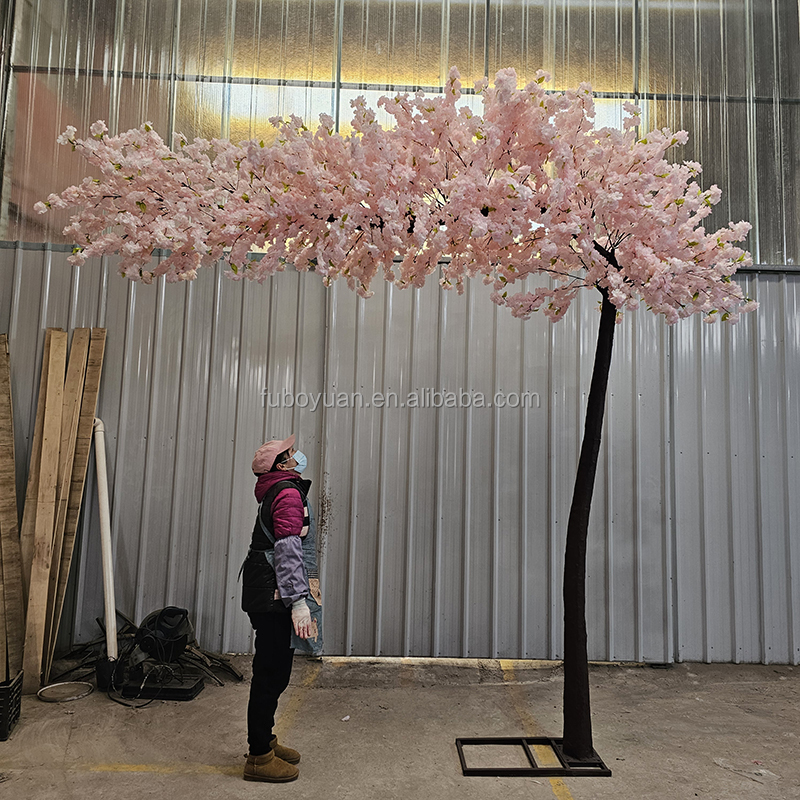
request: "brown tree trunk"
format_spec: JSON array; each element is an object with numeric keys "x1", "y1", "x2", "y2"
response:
[{"x1": 561, "y1": 284, "x2": 617, "y2": 760}]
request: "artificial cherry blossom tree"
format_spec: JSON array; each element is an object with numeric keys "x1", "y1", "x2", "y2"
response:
[{"x1": 37, "y1": 68, "x2": 755, "y2": 761}]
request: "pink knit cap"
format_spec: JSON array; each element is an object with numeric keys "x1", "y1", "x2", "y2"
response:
[{"x1": 252, "y1": 434, "x2": 295, "y2": 474}]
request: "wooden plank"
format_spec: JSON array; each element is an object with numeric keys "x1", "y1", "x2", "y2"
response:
[
  {"x1": 0, "y1": 539, "x2": 5, "y2": 681},
  {"x1": 0, "y1": 336, "x2": 8, "y2": 682},
  {"x1": 42, "y1": 329, "x2": 90, "y2": 680},
  {"x1": 0, "y1": 334, "x2": 24, "y2": 678},
  {"x1": 22, "y1": 330, "x2": 67, "y2": 694},
  {"x1": 19, "y1": 329, "x2": 60, "y2": 601},
  {"x1": 0, "y1": 529, "x2": 5, "y2": 682},
  {"x1": 48, "y1": 328, "x2": 107, "y2": 676}
]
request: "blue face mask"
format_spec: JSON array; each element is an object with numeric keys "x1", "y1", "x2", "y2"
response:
[{"x1": 292, "y1": 450, "x2": 308, "y2": 474}]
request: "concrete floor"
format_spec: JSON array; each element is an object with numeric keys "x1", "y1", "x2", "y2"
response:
[{"x1": 1, "y1": 656, "x2": 798, "y2": 800}]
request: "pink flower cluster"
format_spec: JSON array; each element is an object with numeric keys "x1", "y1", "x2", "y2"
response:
[{"x1": 36, "y1": 67, "x2": 755, "y2": 322}]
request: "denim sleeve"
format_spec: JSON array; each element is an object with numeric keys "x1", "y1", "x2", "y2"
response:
[{"x1": 273, "y1": 534, "x2": 309, "y2": 605}]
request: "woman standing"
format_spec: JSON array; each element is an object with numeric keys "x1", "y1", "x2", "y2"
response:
[{"x1": 240, "y1": 434, "x2": 319, "y2": 783}]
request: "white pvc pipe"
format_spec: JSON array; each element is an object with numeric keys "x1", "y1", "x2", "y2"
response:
[{"x1": 93, "y1": 418, "x2": 118, "y2": 660}]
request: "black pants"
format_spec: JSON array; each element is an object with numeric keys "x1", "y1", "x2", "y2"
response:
[{"x1": 247, "y1": 610, "x2": 294, "y2": 756}]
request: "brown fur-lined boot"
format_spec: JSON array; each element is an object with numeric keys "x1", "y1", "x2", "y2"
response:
[
  {"x1": 243, "y1": 750, "x2": 299, "y2": 782},
  {"x1": 269, "y1": 736, "x2": 301, "y2": 764}
]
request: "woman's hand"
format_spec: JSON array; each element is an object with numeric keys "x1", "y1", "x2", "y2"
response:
[{"x1": 291, "y1": 598, "x2": 312, "y2": 638}]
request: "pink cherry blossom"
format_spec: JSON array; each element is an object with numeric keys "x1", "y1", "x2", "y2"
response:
[
  {"x1": 89, "y1": 120, "x2": 108, "y2": 138},
  {"x1": 37, "y1": 67, "x2": 755, "y2": 322}
]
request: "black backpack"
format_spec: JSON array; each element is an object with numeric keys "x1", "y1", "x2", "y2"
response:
[{"x1": 134, "y1": 606, "x2": 193, "y2": 663}]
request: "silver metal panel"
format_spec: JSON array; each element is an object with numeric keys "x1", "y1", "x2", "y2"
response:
[
  {"x1": 755, "y1": 276, "x2": 794, "y2": 664},
  {"x1": 727, "y1": 277, "x2": 763, "y2": 663},
  {"x1": 785, "y1": 279, "x2": 800, "y2": 664},
  {"x1": 111, "y1": 279, "x2": 159, "y2": 623},
  {"x1": 165, "y1": 275, "x2": 215, "y2": 628},
  {"x1": 4, "y1": 1, "x2": 799, "y2": 268},
  {"x1": 520, "y1": 294, "x2": 554, "y2": 659},
  {"x1": 2, "y1": 245, "x2": 800, "y2": 664},
  {"x1": 1, "y1": 0, "x2": 798, "y2": 663},
  {"x1": 223, "y1": 278, "x2": 275, "y2": 655},
  {"x1": 194, "y1": 270, "x2": 244, "y2": 652}
]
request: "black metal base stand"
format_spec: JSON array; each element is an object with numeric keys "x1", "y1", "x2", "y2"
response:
[{"x1": 455, "y1": 736, "x2": 612, "y2": 778}]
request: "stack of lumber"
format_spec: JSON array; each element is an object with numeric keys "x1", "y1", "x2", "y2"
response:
[
  {"x1": 0, "y1": 335, "x2": 24, "y2": 685},
  {"x1": 19, "y1": 327, "x2": 106, "y2": 693}
]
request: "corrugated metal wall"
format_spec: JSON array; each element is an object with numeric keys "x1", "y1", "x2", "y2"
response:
[
  {"x1": 1, "y1": 1, "x2": 798, "y2": 661},
  {"x1": 1, "y1": 244, "x2": 797, "y2": 663},
  {"x1": 4, "y1": 1, "x2": 800, "y2": 266}
]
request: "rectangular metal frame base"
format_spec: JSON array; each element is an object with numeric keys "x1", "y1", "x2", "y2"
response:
[{"x1": 456, "y1": 736, "x2": 612, "y2": 778}]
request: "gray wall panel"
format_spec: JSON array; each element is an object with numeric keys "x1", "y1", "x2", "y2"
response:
[
  {"x1": 2, "y1": 244, "x2": 799, "y2": 664},
  {"x1": 755, "y1": 276, "x2": 794, "y2": 663},
  {"x1": 165, "y1": 277, "x2": 215, "y2": 614},
  {"x1": 3, "y1": 0, "x2": 797, "y2": 664},
  {"x1": 137, "y1": 279, "x2": 186, "y2": 616},
  {"x1": 519, "y1": 304, "x2": 551, "y2": 659},
  {"x1": 786, "y1": 281, "x2": 800, "y2": 664},
  {"x1": 194, "y1": 271, "x2": 244, "y2": 651},
  {"x1": 0, "y1": 248, "x2": 14, "y2": 333},
  {"x1": 726, "y1": 293, "x2": 762, "y2": 663}
]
